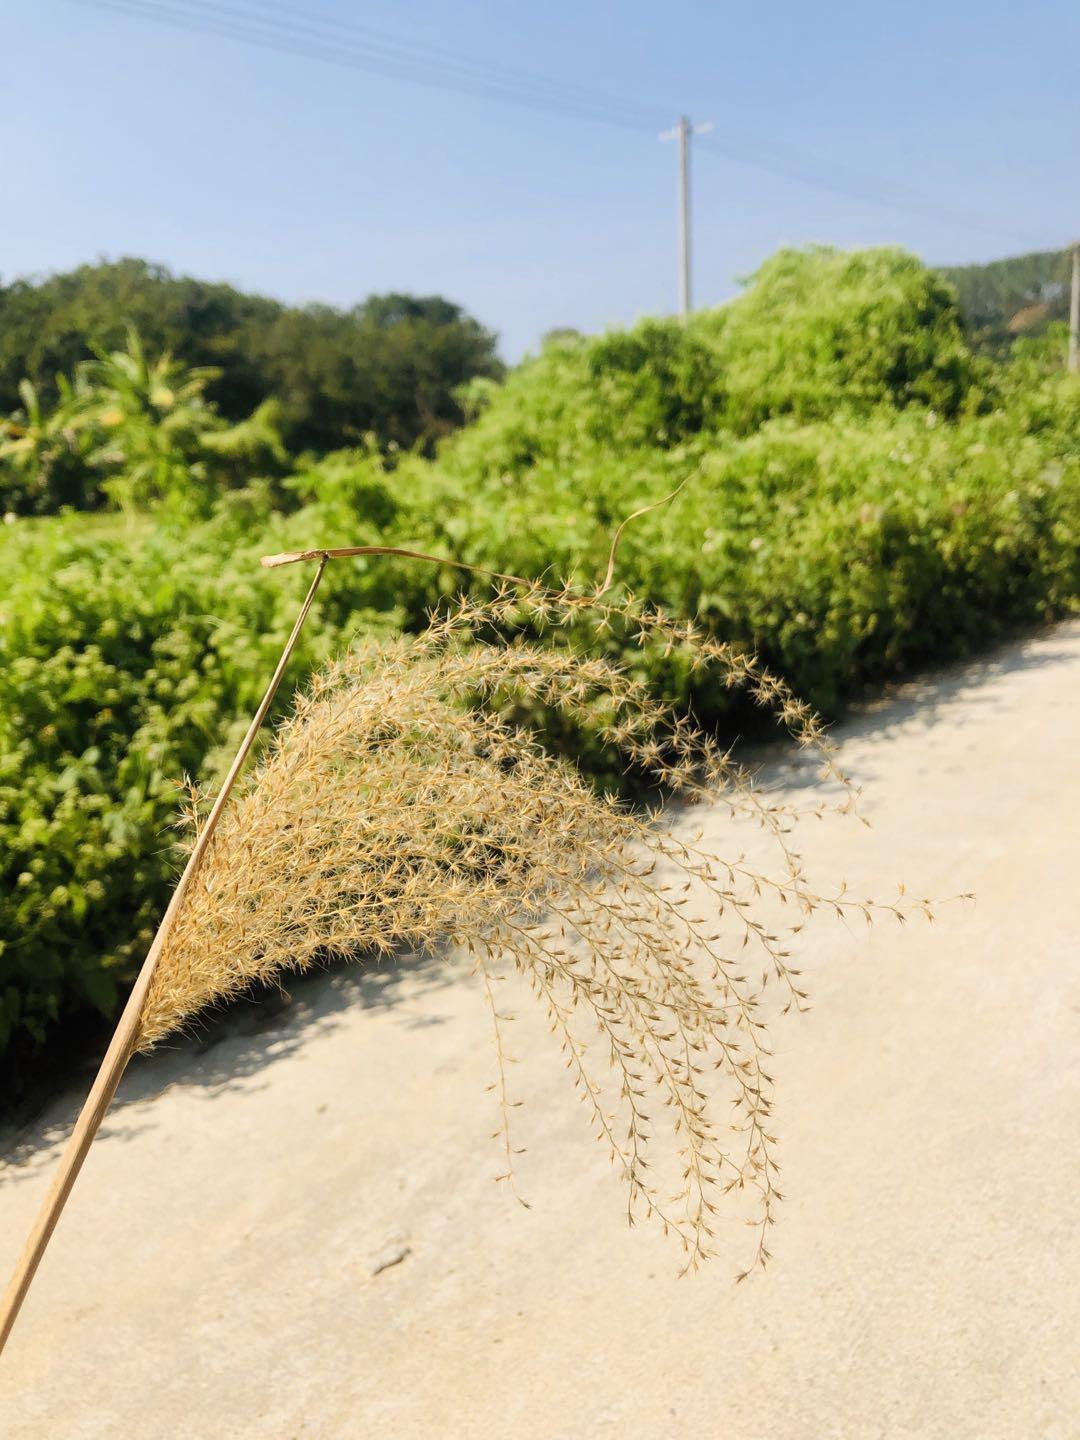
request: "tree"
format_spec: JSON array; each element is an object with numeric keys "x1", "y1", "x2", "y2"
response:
[
  {"x1": 0, "y1": 260, "x2": 503, "y2": 455},
  {"x1": 76, "y1": 330, "x2": 226, "y2": 511},
  {"x1": 1, "y1": 330, "x2": 289, "y2": 514},
  {"x1": 938, "y1": 249, "x2": 1072, "y2": 353},
  {"x1": 0, "y1": 378, "x2": 89, "y2": 514}
]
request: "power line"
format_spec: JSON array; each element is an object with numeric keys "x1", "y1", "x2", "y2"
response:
[
  {"x1": 74, "y1": 0, "x2": 664, "y2": 133},
  {"x1": 248, "y1": 0, "x2": 663, "y2": 127},
  {"x1": 72, "y1": 0, "x2": 1041, "y2": 246},
  {"x1": 695, "y1": 134, "x2": 1038, "y2": 246}
]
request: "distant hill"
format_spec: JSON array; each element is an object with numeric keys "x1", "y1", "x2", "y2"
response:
[{"x1": 938, "y1": 248, "x2": 1073, "y2": 353}]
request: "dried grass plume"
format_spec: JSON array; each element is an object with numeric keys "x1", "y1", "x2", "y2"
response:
[{"x1": 141, "y1": 584, "x2": 935, "y2": 1276}]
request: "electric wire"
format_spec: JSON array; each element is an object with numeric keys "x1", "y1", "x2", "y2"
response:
[
  {"x1": 75, "y1": 0, "x2": 664, "y2": 133},
  {"x1": 72, "y1": 0, "x2": 1041, "y2": 244},
  {"x1": 695, "y1": 135, "x2": 1038, "y2": 246}
]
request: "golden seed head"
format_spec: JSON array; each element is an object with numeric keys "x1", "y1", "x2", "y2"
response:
[{"x1": 140, "y1": 586, "x2": 926, "y2": 1274}]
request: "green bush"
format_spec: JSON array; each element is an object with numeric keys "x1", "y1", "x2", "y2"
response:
[
  {"x1": 448, "y1": 319, "x2": 724, "y2": 488},
  {"x1": 702, "y1": 245, "x2": 983, "y2": 429},
  {"x1": 0, "y1": 513, "x2": 391, "y2": 1071},
  {"x1": 2, "y1": 244, "x2": 1079, "y2": 1091},
  {"x1": 0, "y1": 332, "x2": 290, "y2": 517},
  {"x1": 411, "y1": 406, "x2": 1079, "y2": 718}
]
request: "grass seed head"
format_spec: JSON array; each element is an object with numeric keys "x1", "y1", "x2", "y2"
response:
[{"x1": 139, "y1": 584, "x2": 927, "y2": 1274}]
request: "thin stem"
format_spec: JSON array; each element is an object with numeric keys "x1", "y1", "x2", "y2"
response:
[
  {"x1": 258, "y1": 473, "x2": 691, "y2": 598},
  {"x1": 0, "y1": 557, "x2": 328, "y2": 1357}
]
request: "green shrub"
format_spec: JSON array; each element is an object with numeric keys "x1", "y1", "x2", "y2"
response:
[
  {"x1": 700, "y1": 245, "x2": 983, "y2": 429},
  {"x1": 409, "y1": 405, "x2": 1079, "y2": 718},
  {"x1": 0, "y1": 515, "x2": 359, "y2": 1070},
  {"x1": 0, "y1": 332, "x2": 290, "y2": 517},
  {"x1": 0, "y1": 474, "x2": 464, "y2": 1076},
  {"x1": 449, "y1": 319, "x2": 725, "y2": 486},
  {"x1": 3, "y1": 244, "x2": 1079, "y2": 1091}
]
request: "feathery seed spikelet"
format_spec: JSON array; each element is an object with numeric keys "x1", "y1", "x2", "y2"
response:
[{"x1": 140, "y1": 585, "x2": 932, "y2": 1274}]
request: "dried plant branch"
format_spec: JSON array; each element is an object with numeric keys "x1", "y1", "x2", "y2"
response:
[
  {"x1": 138, "y1": 582, "x2": 940, "y2": 1278},
  {"x1": 1, "y1": 521, "x2": 959, "y2": 1356},
  {"x1": 0, "y1": 558, "x2": 329, "y2": 1354}
]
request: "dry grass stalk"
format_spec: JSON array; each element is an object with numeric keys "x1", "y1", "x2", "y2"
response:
[
  {"x1": 0, "y1": 558, "x2": 330, "y2": 1353},
  {"x1": 141, "y1": 581, "x2": 935, "y2": 1277}
]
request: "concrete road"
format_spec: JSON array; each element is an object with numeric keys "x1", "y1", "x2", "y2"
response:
[{"x1": 2, "y1": 623, "x2": 1078, "y2": 1438}]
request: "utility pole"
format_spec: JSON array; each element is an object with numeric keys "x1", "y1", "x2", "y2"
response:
[
  {"x1": 660, "y1": 116, "x2": 712, "y2": 320},
  {"x1": 1069, "y1": 242, "x2": 1080, "y2": 373}
]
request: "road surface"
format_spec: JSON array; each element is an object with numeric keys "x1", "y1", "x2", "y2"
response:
[{"x1": 2, "y1": 623, "x2": 1078, "y2": 1438}]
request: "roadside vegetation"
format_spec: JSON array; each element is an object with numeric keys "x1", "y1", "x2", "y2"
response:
[{"x1": 2, "y1": 243, "x2": 1077, "y2": 1097}]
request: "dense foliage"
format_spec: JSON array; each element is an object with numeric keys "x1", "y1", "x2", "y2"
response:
[
  {"x1": 2, "y1": 243, "x2": 1078, "y2": 1098},
  {"x1": 0, "y1": 258, "x2": 503, "y2": 455},
  {"x1": 0, "y1": 506, "x2": 420, "y2": 1072},
  {"x1": 708, "y1": 246, "x2": 983, "y2": 426},
  {"x1": 0, "y1": 331, "x2": 286, "y2": 516}
]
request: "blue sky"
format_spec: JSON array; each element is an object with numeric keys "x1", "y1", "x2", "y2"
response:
[{"x1": 5, "y1": 0, "x2": 1077, "y2": 357}]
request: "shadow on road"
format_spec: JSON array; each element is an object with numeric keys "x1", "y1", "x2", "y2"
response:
[
  {"x1": 0, "y1": 946, "x2": 457, "y2": 1175},
  {"x1": 740, "y1": 621, "x2": 1077, "y2": 792},
  {"x1": 844, "y1": 627, "x2": 1075, "y2": 745}
]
